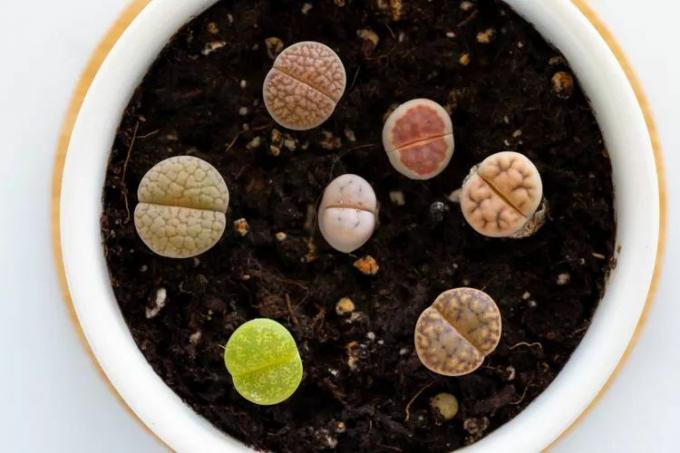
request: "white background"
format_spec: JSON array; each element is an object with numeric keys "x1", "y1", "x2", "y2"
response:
[{"x1": 0, "y1": 0, "x2": 677, "y2": 451}]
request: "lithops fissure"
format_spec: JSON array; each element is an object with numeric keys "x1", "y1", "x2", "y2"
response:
[
  {"x1": 318, "y1": 174, "x2": 378, "y2": 253},
  {"x1": 134, "y1": 156, "x2": 229, "y2": 258},
  {"x1": 383, "y1": 99, "x2": 455, "y2": 180},
  {"x1": 263, "y1": 41, "x2": 347, "y2": 130},
  {"x1": 461, "y1": 151, "x2": 545, "y2": 238},
  {"x1": 415, "y1": 288, "x2": 502, "y2": 377}
]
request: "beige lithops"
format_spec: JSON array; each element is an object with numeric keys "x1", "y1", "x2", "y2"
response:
[
  {"x1": 461, "y1": 151, "x2": 545, "y2": 238},
  {"x1": 415, "y1": 288, "x2": 501, "y2": 377},
  {"x1": 134, "y1": 156, "x2": 229, "y2": 258},
  {"x1": 263, "y1": 41, "x2": 346, "y2": 130},
  {"x1": 318, "y1": 174, "x2": 377, "y2": 253},
  {"x1": 382, "y1": 99, "x2": 455, "y2": 180}
]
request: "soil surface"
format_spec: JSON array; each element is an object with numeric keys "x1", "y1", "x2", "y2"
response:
[{"x1": 101, "y1": 0, "x2": 616, "y2": 451}]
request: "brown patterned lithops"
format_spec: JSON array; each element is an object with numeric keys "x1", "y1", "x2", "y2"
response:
[
  {"x1": 383, "y1": 99, "x2": 455, "y2": 180},
  {"x1": 318, "y1": 174, "x2": 377, "y2": 253},
  {"x1": 415, "y1": 288, "x2": 502, "y2": 377},
  {"x1": 461, "y1": 151, "x2": 545, "y2": 238},
  {"x1": 263, "y1": 41, "x2": 346, "y2": 130},
  {"x1": 134, "y1": 156, "x2": 229, "y2": 258}
]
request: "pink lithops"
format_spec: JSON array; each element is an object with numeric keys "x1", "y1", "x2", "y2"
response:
[
  {"x1": 318, "y1": 174, "x2": 378, "y2": 253},
  {"x1": 263, "y1": 41, "x2": 347, "y2": 130},
  {"x1": 382, "y1": 99, "x2": 455, "y2": 180},
  {"x1": 415, "y1": 288, "x2": 502, "y2": 377},
  {"x1": 461, "y1": 151, "x2": 545, "y2": 238}
]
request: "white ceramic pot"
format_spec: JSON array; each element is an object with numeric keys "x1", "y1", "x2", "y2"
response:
[{"x1": 59, "y1": 0, "x2": 660, "y2": 451}]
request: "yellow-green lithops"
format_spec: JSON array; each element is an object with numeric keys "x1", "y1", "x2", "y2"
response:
[
  {"x1": 224, "y1": 319, "x2": 303, "y2": 405},
  {"x1": 134, "y1": 156, "x2": 229, "y2": 258}
]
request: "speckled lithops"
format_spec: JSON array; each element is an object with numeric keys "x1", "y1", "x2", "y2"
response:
[
  {"x1": 318, "y1": 174, "x2": 377, "y2": 253},
  {"x1": 382, "y1": 99, "x2": 455, "y2": 180},
  {"x1": 263, "y1": 41, "x2": 346, "y2": 130},
  {"x1": 134, "y1": 156, "x2": 229, "y2": 258},
  {"x1": 415, "y1": 288, "x2": 501, "y2": 377},
  {"x1": 460, "y1": 151, "x2": 545, "y2": 238}
]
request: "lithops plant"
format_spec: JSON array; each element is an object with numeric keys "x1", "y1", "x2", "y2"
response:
[
  {"x1": 415, "y1": 288, "x2": 501, "y2": 377},
  {"x1": 382, "y1": 99, "x2": 455, "y2": 180},
  {"x1": 224, "y1": 319, "x2": 303, "y2": 405},
  {"x1": 318, "y1": 174, "x2": 378, "y2": 253},
  {"x1": 460, "y1": 151, "x2": 546, "y2": 238},
  {"x1": 263, "y1": 41, "x2": 347, "y2": 130},
  {"x1": 134, "y1": 156, "x2": 229, "y2": 258}
]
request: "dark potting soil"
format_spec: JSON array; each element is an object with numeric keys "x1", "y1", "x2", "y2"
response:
[{"x1": 101, "y1": 0, "x2": 616, "y2": 451}]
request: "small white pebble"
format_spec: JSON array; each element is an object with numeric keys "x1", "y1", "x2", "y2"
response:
[
  {"x1": 227, "y1": 13, "x2": 234, "y2": 24},
  {"x1": 398, "y1": 32, "x2": 406, "y2": 43},
  {"x1": 512, "y1": 129, "x2": 523, "y2": 138},
  {"x1": 246, "y1": 136, "x2": 262, "y2": 150},
  {"x1": 366, "y1": 331, "x2": 376, "y2": 341},
  {"x1": 189, "y1": 331, "x2": 202, "y2": 345},
  {"x1": 201, "y1": 41, "x2": 226, "y2": 56},
  {"x1": 239, "y1": 107, "x2": 249, "y2": 116},
  {"x1": 522, "y1": 291, "x2": 531, "y2": 300},
  {"x1": 528, "y1": 300, "x2": 538, "y2": 308},
  {"x1": 461, "y1": 1, "x2": 474, "y2": 11},
  {"x1": 343, "y1": 128, "x2": 357, "y2": 143},
  {"x1": 506, "y1": 365, "x2": 516, "y2": 381},
  {"x1": 517, "y1": 41, "x2": 525, "y2": 48},
  {"x1": 557, "y1": 273, "x2": 571, "y2": 285},
  {"x1": 328, "y1": 368, "x2": 339, "y2": 376},
  {"x1": 592, "y1": 252, "x2": 606, "y2": 260},
  {"x1": 399, "y1": 347, "x2": 409, "y2": 356},
  {"x1": 240, "y1": 80, "x2": 247, "y2": 89},
  {"x1": 301, "y1": 2, "x2": 313, "y2": 14},
  {"x1": 446, "y1": 31, "x2": 456, "y2": 38},
  {"x1": 275, "y1": 231, "x2": 287, "y2": 241},
  {"x1": 389, "y1": 190, "x2": 406, "y2": 206},
  {"x1": 447, "y1": 188, "x2": 462, "y2": 204},
  {"x1": 140, "y1": 265, "x2": 148, "y2": 272},
  {"x1": 145, "y1": 288, "x2": 167, "y2": 319}
]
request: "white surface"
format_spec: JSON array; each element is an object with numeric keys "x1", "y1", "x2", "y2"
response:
[{"x1": 0, "y1": 1, "x2": 676, "y2": 452}]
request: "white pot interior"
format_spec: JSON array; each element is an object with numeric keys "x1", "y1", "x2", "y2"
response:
[{"x1": 60, "y1": 0, "x2": 659, "y2": 451}]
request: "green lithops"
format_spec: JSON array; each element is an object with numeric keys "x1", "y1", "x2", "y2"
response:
[{"x1": 224, "y1": 319, "x2": 303, "y2": 405}]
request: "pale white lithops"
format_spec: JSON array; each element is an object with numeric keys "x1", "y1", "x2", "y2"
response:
[
  {"x1": 415, "y1": 288, "x2": 502, "y2": 377},
  {"x1": 263, "y1": 41, "x2": 347, "y2": 130},
  {"x1": 382, "y1": 99, "x2": 455, "y2": 180},
  {"x1": 134, "y1": 156, "x2": 229, "y2": 258},
  {"x1": 318, "y1": 174, "x2": 377, "y2": 253},
  {"x1": 461, "y1": 151, "x2": 545, "y2": 238}
]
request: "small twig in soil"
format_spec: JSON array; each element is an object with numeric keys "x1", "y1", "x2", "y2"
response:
[
  {"x1": 404, "y1": 382, "x2": 433, "y2": 422},
  {"x1": 457, "y1": 9, "x2": 479, "y2": 28},
  {"x1": 311, "y1": 305, "x2": 326, "y2": 332},
  {"x1": 508, "y1": 341, "x2": 543, "y2": 352},
  {"x1": 329, "y1": 143, "x2": 378, "y2": 181},
  {"x1": 384, "y1": 23, "x2": 396, "y2": 41},
  {"x1": 349, "y1": 66, "x2": 361, "y2": 91},
  {"x1": 510, "y1": 381, "x2": 536, "y2": 406},
  {"x1": 250, "y1": 122, "x2": 274, "y2": 132},
  {"x1": 377, "y1": 444, "x2": 403, "y2": 452},
  {"x1": 225, "y1": 133, "x2": 241, "y2": 152},
  {"x1": 121, "y1": 120, "x2": 140, "y2": 224},
  {"x1": 285, "y1": 294, "x2": 301, "y2": 330},
  {"x1": 137, "y1": 129, "x2": 159, "y2": 140}
]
